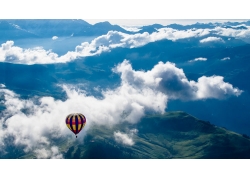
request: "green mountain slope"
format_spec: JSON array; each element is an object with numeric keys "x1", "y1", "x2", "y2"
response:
[{"x1": 21, "y1": 111, "x2": 250, "y2": 159}]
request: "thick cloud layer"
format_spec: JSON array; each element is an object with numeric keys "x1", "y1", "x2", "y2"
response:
[{"x1": 0, "y1": 60, "x2": 242, "y2": 158}]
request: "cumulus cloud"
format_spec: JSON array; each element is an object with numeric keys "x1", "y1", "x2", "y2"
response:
[
  {"x1": 0, "y1": 60, "x2": 242, "y2": 157},
  {"x1": 189, "y1": 57, "x2": 207, "y2": 62},
  {"x1": 221, "y1": 57, "x2": 230, "y2": 61},
  {"x1": 52, "y1": 36, "x2": 58, "y2": 40},
  {"x1": 114, "y1": 129, "x2": 138, "y2": 146},
  {"x1": 200, "y1": 36, "x2": 224, "y2": 43},
  {"x1": 0, "y1": 88, "x2": 69, "y2": 152},
  {"x1": 114, "y1": 60, "x2": 242, "y2": 100},
  {"x1": 192, "y1": 75, "x2": 242, "y2": 99}
]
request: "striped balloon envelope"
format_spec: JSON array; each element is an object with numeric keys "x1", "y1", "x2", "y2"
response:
[{"x1": 65, "y1": 113, "x2": 86, "y2": 138}]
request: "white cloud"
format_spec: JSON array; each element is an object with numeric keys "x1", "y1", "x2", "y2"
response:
[
  {"x1": 129, "y1": 128, "x2": 138, "y2": 134},
  {"x1": 0, "y1": 84, "x2": 6, "y2": 88},
  {"x1": 52, "y1": 36, "x2": 58, "y2": 40},
  {"x1": 77, "y1": 28, "x2": 210, "y2": 51},
  {"x1": 0, "y1": 41, "x2": 78, "y2": 64},
  {"x1": 114, "y1": 131, "x2": 135, "y2": 146},
  {"x1": 0, "y1": 61, "x2": 168, "y2": 156},
  {"x1": 114, "y1": 60, "x2": 242, "y2": 100},
  {"x1": 152, "y1": 28, "x2": 210, "y2": 42},
  {"x1": 194, "y1": 76, "x2": 242, "y2": 99},
  {"x1": 230, "y1": 24, "x2": 248, "y2": 29},
  {"x1": 221, "y1": 57, "x2": 230, "y2": 61},
  {"x1": 121, "y1": 26, "x2": 142, "y2": 32},
  {"x1": 200, "y1": 36, "x2": 224, "y2": 43},
  {"x1": 189, "y1": 57, "x2": 207, "y2": 62},
  {"x1": 0, "y1": 60, "x2": 242, "y2": 157},
  {"x1": 0, "y1": 27, "x2": 211, "y2": 65},
  {"x1": 214, "y1": 26, "x2": 250, "y2": 41},
  {"x1": 1, "y1": 24, "x2": 250, "y2": 65}
]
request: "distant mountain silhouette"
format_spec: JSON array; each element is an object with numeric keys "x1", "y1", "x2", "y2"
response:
[
  {"x1": 0, "y1": 19, "x2": 133, "y2": 42},
  {"x1": 2, "y1": 19, "x2": 250, "y2": 42}
]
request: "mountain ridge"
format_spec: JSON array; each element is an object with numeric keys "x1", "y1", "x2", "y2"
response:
[
  {"x1": 2, "y1": 19, "x2": 250, "y2": 42},
  {"x1": 14, "y1": 111, "x2": 250, "y2": 159},
  {"x1": 0, "y1": 19, "x2": 133, "y2": 41}
]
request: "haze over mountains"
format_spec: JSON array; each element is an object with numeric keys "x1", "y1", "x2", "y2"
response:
[{"x1": 0, "y1": 19, "x2": 250, "y2": 158}]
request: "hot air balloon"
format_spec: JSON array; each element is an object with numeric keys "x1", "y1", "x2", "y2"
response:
[{"x1": 66, "y1": 113, "x2": 86, "y2": 138}]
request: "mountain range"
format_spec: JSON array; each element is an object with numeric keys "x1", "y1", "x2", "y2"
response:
[
  {"x1": 1, "y1": 19, "x2": 250, "y2": 40},
  {"x1": 0, "y1": 19, "x2": 250, "y2": 159}
]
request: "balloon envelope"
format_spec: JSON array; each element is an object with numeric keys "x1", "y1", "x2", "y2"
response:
[{"x1": 66, "y1": 113, "x2": 86, "y2": 137}]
